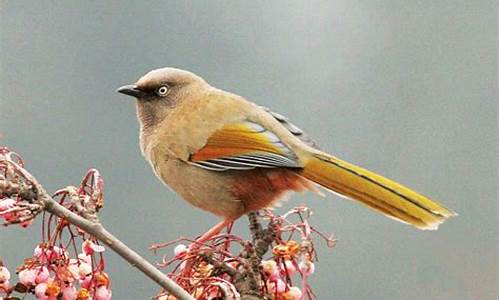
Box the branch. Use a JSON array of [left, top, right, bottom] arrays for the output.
[[41, 191, 195, 300], [0, 148, 195, 300]]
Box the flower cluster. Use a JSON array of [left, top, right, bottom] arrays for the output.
[[153, 207, 335, 300], [1, 241, 111, 300], [0, 148, 111, 299]]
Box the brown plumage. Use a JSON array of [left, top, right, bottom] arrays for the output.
[[117, 67, 456, 233]]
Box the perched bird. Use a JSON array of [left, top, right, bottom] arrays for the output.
[[117, 67, 456, 240]]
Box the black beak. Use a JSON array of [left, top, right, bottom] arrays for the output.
[[116, 84, 148, 98]]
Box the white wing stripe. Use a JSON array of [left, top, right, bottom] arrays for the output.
[[190, 152, 301, 171]]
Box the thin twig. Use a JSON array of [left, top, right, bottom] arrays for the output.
[[34, 183, 196, 300]]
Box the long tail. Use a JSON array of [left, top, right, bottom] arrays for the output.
[[299, 152, 456, 230]]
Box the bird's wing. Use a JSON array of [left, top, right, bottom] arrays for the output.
[[188, 121, 302, 171], [261, 106, 320, 150]]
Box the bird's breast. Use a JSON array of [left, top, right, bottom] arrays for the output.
[[149, 157, 247, 218]]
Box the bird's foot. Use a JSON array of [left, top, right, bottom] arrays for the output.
[[179, 219, 233, 279]]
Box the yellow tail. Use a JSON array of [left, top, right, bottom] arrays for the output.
[[299, 153, 456, 230]]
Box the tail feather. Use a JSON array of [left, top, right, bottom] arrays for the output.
[[299, 153, 456, 230]]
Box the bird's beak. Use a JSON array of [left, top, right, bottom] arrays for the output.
[[116, 84, 148, 98]]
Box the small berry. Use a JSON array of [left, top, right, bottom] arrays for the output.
[[35, 282, 48, 300], [174, 244, 187, 258], [262, 260, 279, 280], [61, 285, 77, 300], [282, 286, 302, 300], [0, 266, 11, 282], [19, 268, 37, 286], [282, 260, 296, 275], [82, 240, 105, 256], [299, 260, 315, 276], [94, 286, 112, 300], [0, 279, 10, 293], [35, 266, 50, 284]]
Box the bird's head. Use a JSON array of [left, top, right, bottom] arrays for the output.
[[117, 67, 209, 129]]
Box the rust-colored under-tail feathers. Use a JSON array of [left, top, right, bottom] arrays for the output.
[[299, 153, 457, 230]]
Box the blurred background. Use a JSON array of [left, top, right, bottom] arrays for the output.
[[1, 1, 497, 299]]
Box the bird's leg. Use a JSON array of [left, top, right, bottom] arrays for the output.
[[189, 218, 233, 251], [181, 219, 233, 279]]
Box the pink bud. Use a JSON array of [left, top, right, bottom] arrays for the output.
[[78, 253, 92, 264], [262, 260, 279, 280], [79, 275, 92, 289], [94, 286, 112, 300], [82, 240, 105, 255], [35, 282, 48, 300], [20, 218, 34, 228], [34, 246, 52, 263], [19, 268, 37, 286], [0, 280, 10, 292], [174, 244, 187, 257], [299, 261, 315, 276], [67, 263, 80, 280], [61, 285, 77, 300], [78, 263, 92, 279], [51, 246, 66, 259], [0, 198, 16, 211], [34, 245, 43, 257], [274, 278, 286, 293], [35, 266, 50, 284], [0, 266, 11, 282], [282, 260, 296, 275], [1, 212, 15, 222], [283, 286, 302, 300]]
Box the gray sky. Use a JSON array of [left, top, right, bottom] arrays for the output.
[[1, 1, 498, 299]]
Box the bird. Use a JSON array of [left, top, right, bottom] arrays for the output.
[[117, 67, 456, 242]]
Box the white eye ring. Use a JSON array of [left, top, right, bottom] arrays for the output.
[[156, 85, 169, 96]]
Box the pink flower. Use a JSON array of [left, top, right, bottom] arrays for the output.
[[299, 260, 315, 276], [269, 278, 286, 293], [34, 246, 51, 263], [67, 261, 80, 280], [51, 246, 67, 259], [0, 198, 15, 212], [35, 245, 67, 262], [78, 263, 92, 279], [276, 279, 286, 293], [1, 211, 15, 222], [19, 268, 37, 286], [0, 266, 11, 294], [282, 286, 302, 300], [0, 280, 10, 293], [82, 240, 105, 255], [0, 266, 11, 283], [282, 260, 296, 276], [78, 253, 92, 264], [174, 244, 187, 258], [262, 260, 279, 281], [79, 274, 92, 289], [34, 245, 44, 257], [34, 282, 48, 300], [35, 266, 50, 284], [61, 285, 77, 300], [94, 286, 112, 300]]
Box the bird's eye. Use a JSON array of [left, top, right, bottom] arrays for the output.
[[156, 85, 169, 96]]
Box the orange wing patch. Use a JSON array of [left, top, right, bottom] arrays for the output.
[[189, 121, 300, 171]]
